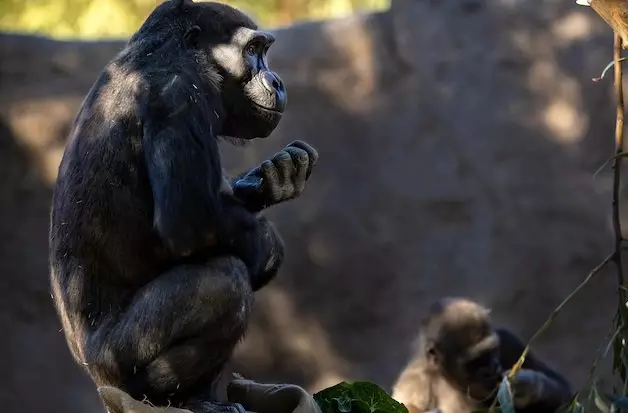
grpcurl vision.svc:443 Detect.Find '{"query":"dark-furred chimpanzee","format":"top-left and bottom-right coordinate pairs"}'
top-left (392, 298), bottom-right (572, 413)
top-left (48, 1), bottom-right (318, 412)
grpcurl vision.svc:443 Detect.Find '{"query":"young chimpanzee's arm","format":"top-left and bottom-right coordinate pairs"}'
top-left (497, 328), bottom-right (573, 413)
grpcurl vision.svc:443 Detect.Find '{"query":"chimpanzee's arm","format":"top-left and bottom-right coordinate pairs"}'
top-left (497, 328), bottom-right (573, 413)
top-left (140, 95), bottom-right (261, 268)
top-left (143, 125), bottom-right (226, 255)
top-left (248, 215), bottom-right (284, 291)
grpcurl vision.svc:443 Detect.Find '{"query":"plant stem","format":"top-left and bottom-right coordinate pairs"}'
top-left (613, 32), bottom-right (626, 299)
top-left (506, 253), bottom-right (615, 377)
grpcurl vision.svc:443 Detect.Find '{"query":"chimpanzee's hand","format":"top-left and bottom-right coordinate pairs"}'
top-left (506, 369), bottom-right (544, 409)
top-left (232, 140), bottom-right (318, 212)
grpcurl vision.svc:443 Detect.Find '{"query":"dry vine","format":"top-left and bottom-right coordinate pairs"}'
top-left (612, 31), bottom-right (626, 300)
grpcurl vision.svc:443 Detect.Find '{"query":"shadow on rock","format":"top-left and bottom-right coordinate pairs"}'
top-left (0, 1), bottom-right (624, 412)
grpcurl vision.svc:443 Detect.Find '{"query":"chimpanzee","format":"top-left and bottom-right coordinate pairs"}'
top-left (392, 298), bottom-right (573, 413)
top-left (48, 1), bottom-right (318, 412)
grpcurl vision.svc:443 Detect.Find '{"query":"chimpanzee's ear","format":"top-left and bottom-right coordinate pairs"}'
top-left (426, 346), bottom-right (441, 367)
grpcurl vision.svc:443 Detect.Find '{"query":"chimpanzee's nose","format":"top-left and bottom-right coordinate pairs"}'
top-left (260, 70), bottom-right (284, 94)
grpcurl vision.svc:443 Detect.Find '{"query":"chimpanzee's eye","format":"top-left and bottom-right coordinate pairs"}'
top-left (246, 42), bottom-right (259, 56)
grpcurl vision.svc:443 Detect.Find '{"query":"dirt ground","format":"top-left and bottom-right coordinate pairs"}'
top-left (1, 1), bottom-right (625, 412)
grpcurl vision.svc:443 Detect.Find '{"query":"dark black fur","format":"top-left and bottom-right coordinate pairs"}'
top-left (496, 328), bottom-right (573, 413)
top-left (48, 1), bottom-right (317, 412)
top-left (392, 298), bottom-right (572, 413)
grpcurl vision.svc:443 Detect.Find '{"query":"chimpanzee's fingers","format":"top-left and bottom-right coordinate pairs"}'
top-left (284, 146), bottom-right (308, 195)
top-left (286, 140), bottom-right (318, 179)
top-left (270, 151), bottom-right (293, 197)
top-left (260, 160), bottom-right (282, 203)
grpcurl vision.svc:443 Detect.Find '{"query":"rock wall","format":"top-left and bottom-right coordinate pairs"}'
top-left (0, 1), bottom-right (622, 412)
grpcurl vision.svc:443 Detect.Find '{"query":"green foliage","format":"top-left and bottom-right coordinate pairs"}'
top-left (0, 0), bottom-right (390, 39)
top-left (554, 397), bottom-right (585, 413)
top-left (313, 381), bottom-right (408, 413)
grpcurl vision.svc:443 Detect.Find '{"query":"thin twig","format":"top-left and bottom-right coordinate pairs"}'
top-left (504, 253), bottom-right (615, 378)
top-left (487, 253), bottom-right (615, 413)
top-left (593, 152), bottom-right (628, 179)
top-left (580, 321), bottom-right (622, 409)
top-left (594, 57), bottom-right (628, 82)
top-left (609, 32), bottom-right (628, 398)
top-left (612, 32), bottom-right (626, 296)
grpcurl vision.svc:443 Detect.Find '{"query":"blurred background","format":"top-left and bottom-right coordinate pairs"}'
top-left (1, 0), bottom-right (627, 412)
top-left (0, 0), bottom-right (389, 37)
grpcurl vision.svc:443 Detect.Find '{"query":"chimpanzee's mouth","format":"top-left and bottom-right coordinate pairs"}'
top-left (252, 100), bottom-right (284, 114)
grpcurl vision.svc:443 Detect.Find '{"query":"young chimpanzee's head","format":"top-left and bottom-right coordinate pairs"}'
top-left (422, 298), bottom-right (504, 402)
top-left (138, 0), bottom-right (287, 140)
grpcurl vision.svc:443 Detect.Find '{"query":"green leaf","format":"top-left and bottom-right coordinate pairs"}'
top-left (592, 386), bottom-right (612, 413)
top-left (559, 395), bottom-right (586, 413)
top-left (567, 400), bottom-right (586, 413)
top-left (612, 315), bottom-right (627, 384)
top-left (313, 381), bottom-right (409, 413)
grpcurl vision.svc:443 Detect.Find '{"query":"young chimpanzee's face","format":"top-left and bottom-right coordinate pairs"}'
top-left (433, 326), bottom-right (503, 401)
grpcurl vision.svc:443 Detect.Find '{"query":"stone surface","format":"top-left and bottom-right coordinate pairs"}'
top-left (0, 1), bottom-right (623, 412)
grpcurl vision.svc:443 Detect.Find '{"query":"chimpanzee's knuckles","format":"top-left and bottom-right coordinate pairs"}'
top-left (284, 147), bottom-right (309, 169)
top-left (271, 151), bottom-right (294, 181)
top-left (282, 148), bottom-right (306, 196)
top-left (271, 150), bottom-right (292, 166)
top-left (286, 139), bottom-right (314, 153)
top-left (260, 160), bottom-right (277, 181)
top-left (287, 140), bottom-right (319, 167)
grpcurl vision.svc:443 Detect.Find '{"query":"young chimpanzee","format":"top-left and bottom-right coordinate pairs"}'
top-left (48, 1), bottom-right (318, 412)
top-left (392, 298), bottom-right (573, 413)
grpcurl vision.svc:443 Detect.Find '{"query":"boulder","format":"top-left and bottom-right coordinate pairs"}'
top-left (0, 1), bottom-right (621, 412)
